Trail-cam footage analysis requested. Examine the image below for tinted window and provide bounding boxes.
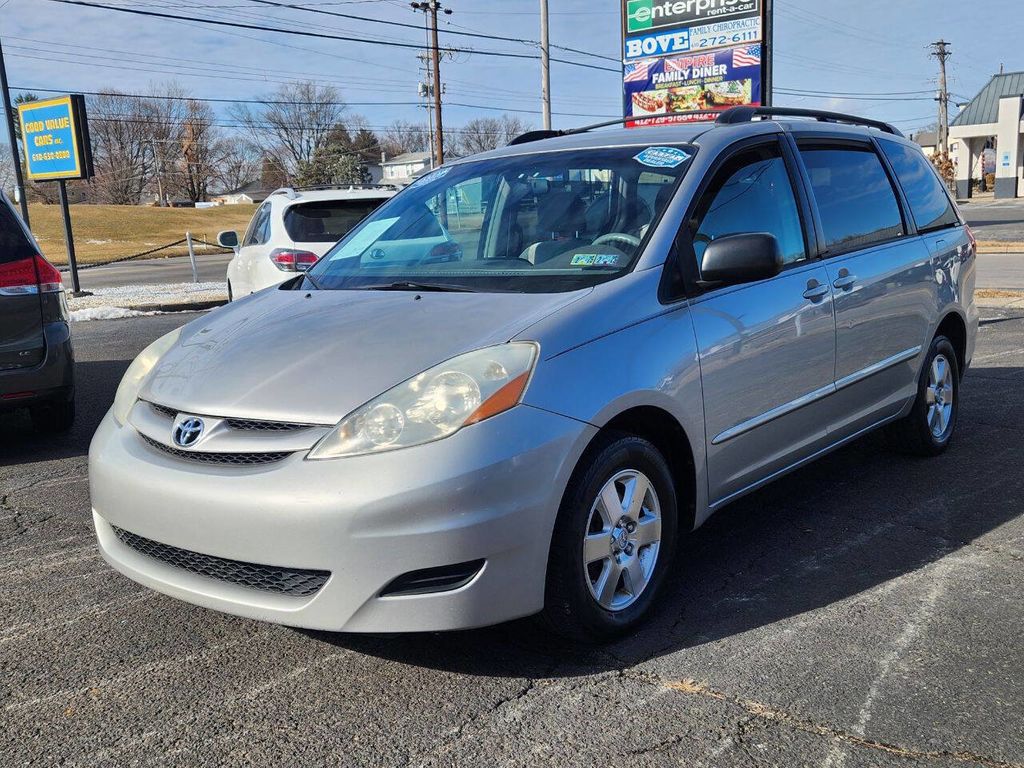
[284,199,386,243]
[800,147,904,252]
[691,144,806,267]
[879,139,959,232]
[0,200,34,264]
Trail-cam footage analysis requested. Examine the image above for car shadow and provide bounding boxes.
[0,359,130,467]
[307,364,1024,677]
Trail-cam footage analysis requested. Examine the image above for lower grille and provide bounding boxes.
[112,526,330,597]
[140,434,291,466]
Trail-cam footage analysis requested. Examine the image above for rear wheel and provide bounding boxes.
[30,394,75,434]
[540,434,678,643]
[885,336,959,456]
[227,281,234,302]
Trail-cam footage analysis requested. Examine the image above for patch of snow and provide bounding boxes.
[70,307,161,322]
[85,239,113,245]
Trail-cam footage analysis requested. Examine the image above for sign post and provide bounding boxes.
[16,94,94,295]
[621,0,773,126]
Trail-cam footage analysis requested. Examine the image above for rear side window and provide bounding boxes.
[878,140,959,232]
[0,201,35,264]
[284,199,385,243]
[800,146,904,253]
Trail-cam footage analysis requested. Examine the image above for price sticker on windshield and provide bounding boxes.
[634,147,691,168]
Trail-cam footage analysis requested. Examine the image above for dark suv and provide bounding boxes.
[0,192,74,432]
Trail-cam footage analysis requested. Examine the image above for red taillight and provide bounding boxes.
[0,255,62,295]
[270,249,319,272]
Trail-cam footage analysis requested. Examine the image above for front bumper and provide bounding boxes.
[89,404,594,632]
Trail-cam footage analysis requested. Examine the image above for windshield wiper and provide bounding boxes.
[364,281,476,293]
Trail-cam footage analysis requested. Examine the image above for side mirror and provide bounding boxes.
[700,233,783,286]
[217,230,239,249]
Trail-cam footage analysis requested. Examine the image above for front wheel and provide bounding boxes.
[885,335,960,456]
[540,434,678,643]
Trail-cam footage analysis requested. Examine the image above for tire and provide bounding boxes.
[885,335,959,456]
[227,281,234,302]
[540,433,678,643]
[30,395,76,434]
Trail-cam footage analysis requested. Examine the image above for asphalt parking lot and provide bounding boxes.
[2,310,1024,767]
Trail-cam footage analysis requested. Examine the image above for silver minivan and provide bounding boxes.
[90,108,978,641]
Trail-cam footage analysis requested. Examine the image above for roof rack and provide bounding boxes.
[507,106,903,147]
[269,183,399,199]
[715,106,904,136]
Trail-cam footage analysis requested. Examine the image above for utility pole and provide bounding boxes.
[0,37,29,225]
[412,1,450,166]
[540,0,551,130]
[930,40,952,155]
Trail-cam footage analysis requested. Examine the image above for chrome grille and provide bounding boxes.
[145,402,313,432]
[140,434,291,465]
[112,526,329,597]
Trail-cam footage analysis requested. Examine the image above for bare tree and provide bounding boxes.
[0,146,13,197]
[214,142,261,193]
[88,90,155,204]
[381,120,431,157]
[176,99,219,202]
[230,82,346,176]
[454,115,531,156]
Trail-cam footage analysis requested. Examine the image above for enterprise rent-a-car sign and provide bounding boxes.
[622,0,770,126]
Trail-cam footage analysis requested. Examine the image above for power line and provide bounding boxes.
[245,0,621,63]
[42,0,620,73]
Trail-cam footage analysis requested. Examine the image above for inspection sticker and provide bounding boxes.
[634,147,691,168]
[571,253,621,267]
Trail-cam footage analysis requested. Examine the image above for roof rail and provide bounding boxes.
[715,106,904,136]
[292,183,400,192]
[507,112,724,146]
[269,187,299,200]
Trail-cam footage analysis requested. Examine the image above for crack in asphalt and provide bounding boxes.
[659,678,1024,768]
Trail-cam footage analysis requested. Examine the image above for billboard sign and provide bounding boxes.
[17,95,94,181]
[622,0,770,126]
[625,0,760,34]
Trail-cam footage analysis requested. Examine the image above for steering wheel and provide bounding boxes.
[591,232,641,250]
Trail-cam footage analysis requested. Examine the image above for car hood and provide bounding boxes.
[141,286,589,424]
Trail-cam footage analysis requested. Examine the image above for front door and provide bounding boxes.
[685,140,837,506]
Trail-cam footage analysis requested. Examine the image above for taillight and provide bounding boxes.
[270,249,319,272]
[965,224,977,256]
[0,255,62,296]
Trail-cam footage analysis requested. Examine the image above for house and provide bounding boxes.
[949,71,1024,199]
[210,181,271,205]
[380,152,433,186]
[911,130,937,157]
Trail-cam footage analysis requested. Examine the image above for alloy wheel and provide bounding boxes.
[925,353,955,439]
[583,469,662,612]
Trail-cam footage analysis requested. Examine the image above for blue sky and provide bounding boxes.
[1,0,1021,145]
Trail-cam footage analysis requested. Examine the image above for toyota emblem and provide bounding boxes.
[173,416,205,447]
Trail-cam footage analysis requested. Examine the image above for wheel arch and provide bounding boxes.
[583,405,699,534]
[934,310,967,379]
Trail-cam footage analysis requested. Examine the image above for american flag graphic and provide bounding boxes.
[732,44,761,68]
[624,61,652,83]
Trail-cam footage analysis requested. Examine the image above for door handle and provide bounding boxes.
[833,269,857,290]
[802,280,829,302]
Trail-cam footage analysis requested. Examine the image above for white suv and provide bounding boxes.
[218,185,396,299]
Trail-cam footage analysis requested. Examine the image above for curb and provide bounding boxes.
[131,299,228,313]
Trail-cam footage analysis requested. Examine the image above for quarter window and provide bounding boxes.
[799,146,904,253]
[691,144,807,267]
[878,139,959,232]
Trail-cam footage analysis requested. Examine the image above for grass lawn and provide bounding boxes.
[25,203,258,265]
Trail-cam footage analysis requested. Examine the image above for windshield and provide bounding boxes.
[284,198,389,243]
[301,145,695,293]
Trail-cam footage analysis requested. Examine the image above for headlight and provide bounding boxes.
[111,328,182,426]
[308,343,538,460]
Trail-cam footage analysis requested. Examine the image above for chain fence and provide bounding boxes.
[57,237,233,272]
